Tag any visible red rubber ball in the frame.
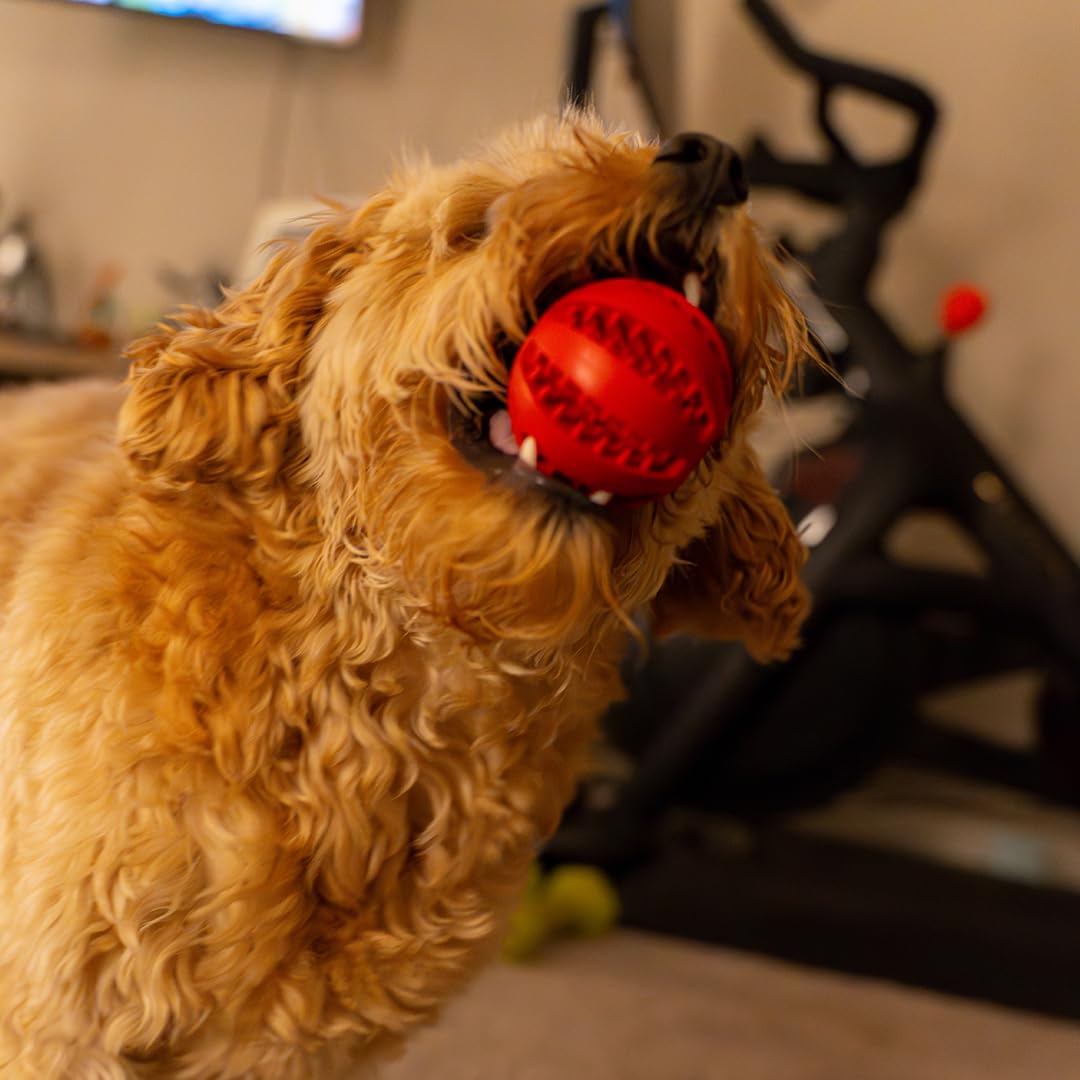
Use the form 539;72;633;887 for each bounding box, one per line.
507;278;734;500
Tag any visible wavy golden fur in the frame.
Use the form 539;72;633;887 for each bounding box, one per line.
0;114;810;1077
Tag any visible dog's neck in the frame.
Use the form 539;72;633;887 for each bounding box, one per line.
118;479;627;779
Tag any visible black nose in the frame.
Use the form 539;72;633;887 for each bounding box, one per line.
653;133;748;207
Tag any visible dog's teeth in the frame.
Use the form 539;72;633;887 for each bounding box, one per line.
518;435;538;469
682;272;703;308
589;490;613;506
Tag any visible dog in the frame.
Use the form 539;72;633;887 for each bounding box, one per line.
0;114;810;1077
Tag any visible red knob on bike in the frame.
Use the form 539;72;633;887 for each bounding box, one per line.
940;284;988;335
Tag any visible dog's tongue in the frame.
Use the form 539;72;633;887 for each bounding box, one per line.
507;278;733;501
488;407;520;456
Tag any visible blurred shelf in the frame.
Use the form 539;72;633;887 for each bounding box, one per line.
0;331;127;380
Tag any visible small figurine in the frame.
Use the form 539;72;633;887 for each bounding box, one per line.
0;207;54;337
77;262;126;349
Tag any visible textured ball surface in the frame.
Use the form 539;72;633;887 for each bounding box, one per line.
507;278;733;499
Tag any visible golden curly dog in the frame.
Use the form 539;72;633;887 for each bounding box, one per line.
0;115;809;1077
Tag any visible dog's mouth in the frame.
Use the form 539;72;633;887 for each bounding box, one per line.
448;237;726;513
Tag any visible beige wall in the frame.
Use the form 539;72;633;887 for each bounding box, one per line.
682;0;1080;551
0;0;632;327
0;0;1077;549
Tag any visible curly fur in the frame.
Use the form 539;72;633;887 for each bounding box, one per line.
0;115;810;1078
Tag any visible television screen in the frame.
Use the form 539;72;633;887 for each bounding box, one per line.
68;1;364;45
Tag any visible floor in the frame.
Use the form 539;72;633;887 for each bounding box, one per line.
383;931;1080;1079
383;664;1080;1078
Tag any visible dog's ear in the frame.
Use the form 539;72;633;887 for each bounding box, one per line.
119;202;387;488
119;307;296;489
649;212;814;661
651;449;810;662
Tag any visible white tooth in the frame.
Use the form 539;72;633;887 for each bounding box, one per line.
518;435;538;469
682;272;702;308
589;490;613;506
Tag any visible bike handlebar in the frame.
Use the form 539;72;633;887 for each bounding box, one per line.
743;0;938;236
742;0;940;305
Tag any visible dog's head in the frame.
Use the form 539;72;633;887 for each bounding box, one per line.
121;114;810;659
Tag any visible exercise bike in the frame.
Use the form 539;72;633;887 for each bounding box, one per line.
550;0;1080;1018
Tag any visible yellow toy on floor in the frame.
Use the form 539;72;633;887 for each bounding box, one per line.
502;863;621;962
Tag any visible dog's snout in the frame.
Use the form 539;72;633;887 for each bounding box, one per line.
653;133;748;208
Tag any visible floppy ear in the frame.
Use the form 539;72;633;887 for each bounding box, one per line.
119;202;388;489
652;447;810;662
119;305;299;489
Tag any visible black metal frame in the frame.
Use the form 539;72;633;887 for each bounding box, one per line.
546;1;1080;1018
551;0;1080;956
565;2;667;135
617;825;1080;1021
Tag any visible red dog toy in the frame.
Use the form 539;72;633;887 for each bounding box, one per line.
507;279;733;501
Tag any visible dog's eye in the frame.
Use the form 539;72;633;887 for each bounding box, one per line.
445;221;487;251
436;187;505;256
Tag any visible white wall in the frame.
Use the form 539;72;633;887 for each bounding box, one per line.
0;0;1077;549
